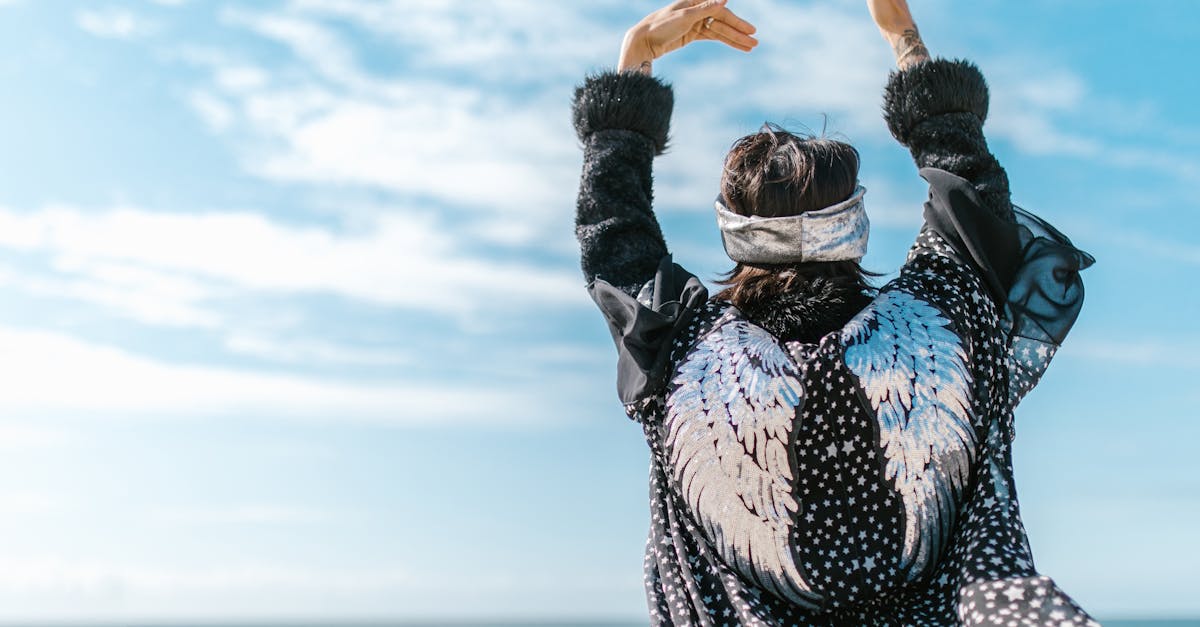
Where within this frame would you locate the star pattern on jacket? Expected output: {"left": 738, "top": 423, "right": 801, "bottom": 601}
{"left": 628, "top": 229, "right": 1096, "bottom": 626}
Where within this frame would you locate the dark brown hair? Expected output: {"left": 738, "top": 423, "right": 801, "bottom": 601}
{"left": 720, "top": 124, "right": 860, "bottom": 219}
{"left": 715, "top": 124, "right": 875, "bottom": 311}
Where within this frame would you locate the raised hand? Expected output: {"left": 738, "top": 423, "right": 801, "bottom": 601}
{"left": 619, "top": 0, "right": 758, "bottom": 74}
{"left": 866, "top": 0, "right": 929, "bottom": 69}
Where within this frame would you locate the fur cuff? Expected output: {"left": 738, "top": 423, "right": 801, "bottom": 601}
{"left": 882, "top": 58, "right": 990, "bottom": 146}
{"left": 572, "top": 70, "right": 673, "bottom": 154}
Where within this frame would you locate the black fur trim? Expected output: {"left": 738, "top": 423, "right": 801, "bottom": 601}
{"left": 740, "top": 277, "right": 873, "bottom": 344}
{"left": 883, "top": 58, "right": 990, "bottom": 146}
{"left": 573, "top": 71, "right": 673, "bottom": 155}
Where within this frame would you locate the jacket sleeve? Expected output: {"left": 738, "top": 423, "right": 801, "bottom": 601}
{"left": 881, "top": 60, "right": 1094, "bottom": 412}
{"left": 572, "top": 70, "right": 673, "bottom": 297}
{"left": 883, "top": 58, "right": 1012, "bottom": 225}
{"left": 883, "top": 59, "right": 1024, "bottom": 305}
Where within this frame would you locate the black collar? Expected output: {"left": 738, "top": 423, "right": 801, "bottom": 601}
{"left": 739, "top": 277, "right": 874, "bottom": 344}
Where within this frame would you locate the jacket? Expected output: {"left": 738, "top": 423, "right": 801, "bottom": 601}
{"left": 573, "top": 58, "right": 1097, "bottom": 626}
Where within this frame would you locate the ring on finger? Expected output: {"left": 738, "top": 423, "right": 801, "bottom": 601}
{"left": 703, "top": 16, "right": 714, "bottom": 29}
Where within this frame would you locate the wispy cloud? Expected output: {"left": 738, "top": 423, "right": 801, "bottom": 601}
{"left": 1068, "top": 221, "right": 1200, "bottom": 267}
{"left": 222, "top": 8, "right": 368, "bottom": 88}
{"left": 0, "top": 324, "right": 537, "bottom": 424}
{"left": 287, "top": 0, "right": 614, "bottom": 83}
{"left": 981, "top": 58, "right": 1200, "bottom": 187}
{"left": 0, "top": 257, "right": 223, "bottom": 328}
{"left": 76, "top": 7, "right": 158, "bottom": 39}
{"left": 177, "top": 5, "right": 587, "bottom": 235}
{"left": 0, "top": 205, "right": 583, "bottom": 319}
{"left": 983, "top": 60, "right": 1105, "bottom": 160}
{"left": 223, "top": 333, "right": 412, "bottom": 367}
{"left": 1066, "top": 337, "right": 1200, "bottom": 369}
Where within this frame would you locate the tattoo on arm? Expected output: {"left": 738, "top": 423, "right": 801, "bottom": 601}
{"left": 638, "top": 60, "right": 653, "bottom": 75}
{"left": 893, "top": 27, "right": 930, "bottom": 70}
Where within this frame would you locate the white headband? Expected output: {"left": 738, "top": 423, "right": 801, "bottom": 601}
{"left": 714, "top": 185, "right": 869, "bottom": 264}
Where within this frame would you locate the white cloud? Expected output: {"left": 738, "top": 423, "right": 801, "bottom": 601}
{"left": 223, "top": 333, "right": 412, "bottom": 367}
{"left": 287, "top": 0, "right": 614, "bottom": 82}
{"left": 245, "top": 87, "right": 578, "bottom": 217}
{"left": 1069, "top": 222, "right": 1200, "bottom": 268}
{"left": 76, "top": 8, "right": 157, "bottom": 39}
{"left": 1103, "top": 145, "right": 1200, "bottom": 182}
{"left": 214, "top": 65, "right": 268, "bottom": 92}
{"left": 0, "top": 205, "right": 584, "bottom": 318}
{"left": 986, "top": 65, "right": 1103, "bottom": 158}
{"left": 163, "top": 4, "right": 602, "bottom": 241}
{"left": 223, "top": 9, "right": 367, "bottom": 88}
{"left": 0, "top": 324, "right": 536, "bottom": 424}
{"left": 1067, "top": 338, "right": 1200, "bottom": 369}
{"left": 976, "top": 60, "right": 1200, "bottom": 181}
{"left": 0, "top": 258, "right": 224, "bottom": 328}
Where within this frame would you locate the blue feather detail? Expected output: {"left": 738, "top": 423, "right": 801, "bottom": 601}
{"left": 843, "top": 291, "right": 977, "bottom": 580}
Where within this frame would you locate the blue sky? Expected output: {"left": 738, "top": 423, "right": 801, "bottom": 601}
{"left": 0, "top": 0, "right": 1196, "bottom": 622}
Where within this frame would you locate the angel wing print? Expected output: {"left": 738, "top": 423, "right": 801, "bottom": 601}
{"left": 664, "top": 319, "right": 820, "bottom": 608}
{"left": 843, "top": 290, "right": 977, "bottom": 580}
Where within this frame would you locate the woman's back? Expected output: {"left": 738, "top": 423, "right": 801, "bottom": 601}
{"left": 574, "top": 2, "right": 1095, "bottom": 624}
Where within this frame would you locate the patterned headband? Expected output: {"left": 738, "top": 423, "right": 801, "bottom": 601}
{"left": 714, "top": 185, "right": 870, "bottom": 264}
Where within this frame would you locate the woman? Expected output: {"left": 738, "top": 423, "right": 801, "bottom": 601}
{"left": 573, "top": 1, "right": 1097, "bottom": 624}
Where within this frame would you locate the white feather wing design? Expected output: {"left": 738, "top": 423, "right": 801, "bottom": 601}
{"left": 843, "top": 290, "right": 977, "bottom": 580}
{"left": 664, "top": 320, "right": 819, "bottom": 607}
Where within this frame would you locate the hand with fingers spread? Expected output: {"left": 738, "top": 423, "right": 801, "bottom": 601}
{"left": 618, "top": 0, "right": 758, "bottom": 74}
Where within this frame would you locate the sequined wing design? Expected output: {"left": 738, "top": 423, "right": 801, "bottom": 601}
{"left": 843, "top": 291, "right": 977, "bottom": 580}
{"left": 664, "top": 319, "right": 819, "bottom": 608}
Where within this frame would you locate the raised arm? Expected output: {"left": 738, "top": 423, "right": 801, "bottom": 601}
{"left": 573, "top": 0, "right": 757, "bottom": 296}
{"left": 869, "top": 0, "right": 1013, "bottom": 224}
{"left": 573, "top": 72, "right": 672, "bottom": 296}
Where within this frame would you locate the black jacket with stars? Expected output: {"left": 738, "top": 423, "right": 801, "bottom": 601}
{"left": 573, "top": 59, "right": 1097, "bottom": 626}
